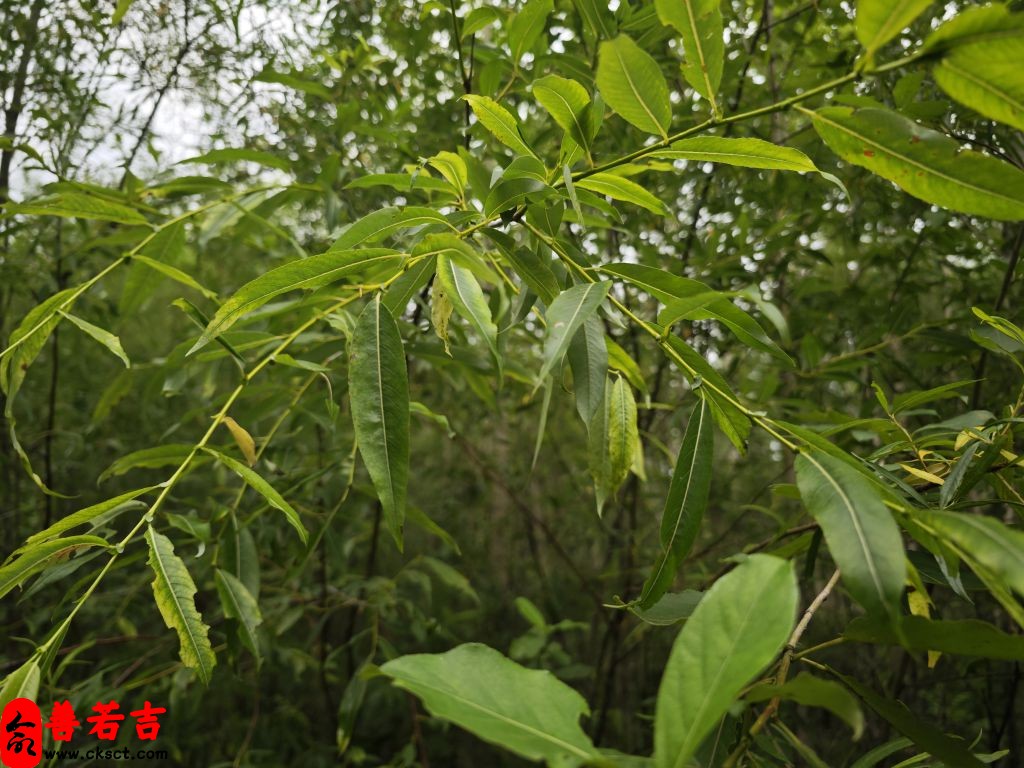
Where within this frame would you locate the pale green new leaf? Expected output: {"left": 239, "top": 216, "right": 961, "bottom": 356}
{"left": 204, "top": 447, "right": 308, "bottom": 543}
{"left": 145, "top": 526, "right": 216, "bottom": 684}
{"left": 567, "top": 315, "right": 608, "bottom": 428}
{"left": 934, "top": 39, "right": 1024, "bottom": 132}
{"left": 655, "top": 0, "right": 723, "bottom": 113}
{"left": 654, "top": 555, "right": 798, "bottom": 768}
{"left": 428, "top": 151, "right": 469, "bottom": 198}
{"left": 576, "top": 173, "right": 668, "bottom": 215}
{"left": 856, "top": 0, "right": 934, "bottom": 59}
{"left": 463, "top": 95, "right": 538, "bottom": 159}
{"left": 796, "top": 449, "right": 906, "bottom": 620}
{"left": 60, "top": 311, "right": 130, "bottom": 367}
{"left": 437, "top": 253, "right": 501, "bottom": 373}
{"left": 538, "top": 281, "right": 610, "bottom": 386}
{"left": 596, "top": 35, "right": 671, "bottom": 138}
{"left": 809, "top": 106, "right": 1024, "bottom": 220}
{"left": 639, "top": 400, "right": 713, "bottom": 608}
{"left": 215, "top": 568, "right": 263, "bottom": 661}
{"left": 349, "top": 295, "right": 410, "bottom": 548}
{"left": 191, "top": 248, "right": 404, "bottom": 351}
{"left": 508, "top": 0, "right": 554, "bottom": 62}
{"left": 0, "top": 535, "right": 109, "bottom": 601}
{"left": 532, "top": 75, "right": 592, "bottom": 151}
{"left": 381, "top": 643, "right": 599, "bottom": 765}
{"left": 652, "top": 136, "right": 818, "bottom": 172}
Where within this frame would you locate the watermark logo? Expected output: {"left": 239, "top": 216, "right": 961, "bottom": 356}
{"left": 1, "top": 699, "right": 42, "bottom": 768}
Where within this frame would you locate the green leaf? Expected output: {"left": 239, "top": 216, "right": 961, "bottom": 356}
{"left": 463, "top": 94, "right": 538, "bottom": 159}
{"left": 639, "top": 400, "right": 713, "bottom": 608}
{"left": 349, "top": 295, "right": 410, "bottom": 549}
{"left": 827, "top": 667, "right": 985, "bottom": 767}
{"left": 630, "top": 590, "right": 703, "bottom": 626}
{"left": 215, "top": 568, "right": 263, "bottom": 662}
{"left": 145, "top": 526, "right": 217, "bottom": 684}
{"left": 747, "top": 673, "right": 865, "bottom": 738}
{"left": 589, "top": 376, "right": 639, "bottom": 515}
{"left": 795, "top": 450, "right": 906, "bottom": 620}
{"left": 845, "top": 615, "right": 1024, "bottom": 660}
{"left": 203, "top": 447, "right": 308, "bottom": 543}
{"left": 437, "top": 253, "right": 501, "bottom": 373}
{"left": 332, "top": 207, "right": 451, "bottom": 250}
{"left": 568, "top": 315, "right": 608, "bottom": 429}
{"left": 98, "top": 443, "right": 195, "bottom": 482}
{"left": 131, "top": 254, "right": 217, "bottom": 300}
{"left": 508, "top": 0, "right": 554, "bottom": 62}
{"left": 654, "top": 0, "right": 723, "bottom": 114}
{"left": 428, "top": 151, "right": 469, "bottom": 197}
{"left": 533, "top": 75, "right": 593, "bottom": 151}
{"left": 383, "top": 254, "right": 437, "bottom": 317}
{"left": 484, "top": 176, "right": 547, "bottom": 218}
{"left": 381, "top": 643, "right": 599, "bottom": 765}
{"left": 3, "top": 192, "right": 148, "bottom": 224}
{"left": 808, "top": 106, "right": 1024, "bottom": 221}
{"left": 178, "top": 148, "right": 291, "bottom": 172}
{"left": 921, "top": 4, "right": 1024, "bottom": 54}
{"left": 60, "top": 311, "right": 130, "bottom": 367}
{"left": 346, "top": 172, "right": 457, "bottom": 194}
{"left": 539, "top": 281, "right": 610, "bottom": 386}
{"left": 576, "top": 173, "right": 668, "bottom": 215}
{"left": 112, "top": 0, "right": 134, "bottom": 24}
{"left": 22, "top": 486, "right": 157, "bottom": 547}
{"left": 0, "top": 535, "right": 109, "bottom": 601}
{"left": 191, "top": 248, "right": 404, "bottom": 351}
{"left": 856, "top": 0, "right": 934, "bottom": 59}
{"left": 597, "top": 35, "right": 671, "bottom": 138}
{"left": 933, "top": 39, "right": 1024, "bottom": 132}
{"left": 1, "top": 287, "right": 78, "bottom": 398}
{"left": 919, "top": 509, "right": 1024, "bottom": 596}
{"left": 652, "top": 136, "right": 819, "bottom": 172}
{"left": 654, "top": 555, "right": 798, "bottom": 768}
{"left": 0, "top": 658, "right": 40, "bottom": 713}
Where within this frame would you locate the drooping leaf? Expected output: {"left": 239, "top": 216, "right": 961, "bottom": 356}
{"left": 808, "top": 106, "right": 1024, "bottom": 221}
{"left": 381, "top": 643, "right": 599, "bottom": 765}
{"left": 652, "top": 136, "right": 819, "bottom": 172}
{"left": 654, "top": 0, "right": 723, "bottom": 114}
{"left": 508, "top": 0, "right": 554, "bottom": 62}
{"left": 0, "top": 535, "right": 110, "bottom": 601}
{"left": 747, "top": 673, "right": 865, "bottom": 738}
{"left": 1, "top": 287, "right": 78, "bottom": 399}
{"left": 654, "top": 555, "right": 798, "bottom": 768}
{"left": 221, "top": 416, "right": 258, "bottom": 466}
{"left": 538, "top": 281, "right": 610, "bottom": 386}
{"left": 933, "top": 39, "right": 1024, "bottom": 132}
{"left": 349, "top": 295, "right": 410, "bottom": 548}
{"left": 190, "top": 248, "right": 404, "bottom": 352}
{"left": 463, "top": 95, "right": 539, "bottom": 159}
{"left": 215, "top": 568, "right": 263, "bottom": 662}
{"left": 919, "top": 509, "right": 1024, "bottom": 597}
{"left": 639, "top": 400, "right": 713, "bottom": 608}
{"left": 856, "top": 0, "right": 934, "bottom": 59}
{"left": 845, "top": 615, "right": 1024, "bottom": 660}
{"left": 130, "top": 254, "right": 217, "bottom": 300}
{"left": 795, "top": 449, "right": 906, "bottom": 621}
{"left": 60, "top": 311, "right": 130, "bottom": 367}
{"left": 145, "top": 526, "right": 216, "bottom": 684}
{"left": 436, "top": 253, "right": 501, "bottom": 373}
{"left": 567, "top": 315, "right": 608, "bottom": 428}
{"left": 532, "top": 75, "right": 593, "bottom": 151}
{"left": 203, "top": 447, "right": 308, "bottom": 543}
{"left": 22, "top": 486, "right": 157, "bottom": 547}
{"left": 589, "top": 376, "right": 639, "bottom": 516}
{"left": 576, "top": 173, "right": 668, "bottom": 215}
{"left": 596, "top": 35, "right": 671, "bottom": 138}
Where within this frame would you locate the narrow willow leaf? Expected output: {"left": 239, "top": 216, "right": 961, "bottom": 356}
{"left": 596, "top": 35, "right": 671, "bottom": 138}
{"left": 4, "top": 192, "right": 148, "bottom": 224}
{"left": 920, "top": 509, "right": 1024, "bottom": 596}
{"left": 532, "top": 375, "right": 554, "bottom": 469}
{"left": 630, "top": 590, "right": 703, "bottom": 626}
{"left": 191, "top": 248, "right": 404, "bottom": 352}
{"left": 221, "top": 416, "right": 258, "bottom": 466}
{"left": 484, "top": 176, "right": 546, "bottom": 218}
{"left": 934, "top": 40, "right": 1024, "bottom": 132}
{"left": 539, "top": 281, "right": 610, "bottom": 386}
{"left": 349, "top": 295, "right": 410, "bottom": 548}
{"left": 0, "top": 535, "right": 109, "bottom": 601}
{"left": 828, "top": 668, "right": 984, "bottom": 767}
{"left": 654, "top": 0, "right": 723, "bottom": 114}
{"left": 747, "top": 673, "right": 864, "bottom": 738}
{"left": 567, "top": 315, "right": 608, "bottom": 428}
{"left": 178, "top": 147, "right": 290, "bottom": 171}
{"left": 846, "top": 615, "right": 1024, "bottom": 660}
{"left": 589, "top": 377, "right": 638, "bottom": 515}
{"left": 576, "top": 173, "right": 668, "bottom": 215}
{"left": 533, "top": 75, "right": 592, "bottom": 150}
{"left": 808, "top": 106, "right": 1024, "bottom": 221}
{"left": 214, "top": 568, "right": 263, "bottom": 662}
{"left": 332, "top": 207, "right": 450, "bottom": 250}
{"left": 145, "top": 527, "right": 216, "bottom": 684}
{"left": 203, "top": 447, "right": 308, "bottom": 543}
{"left": 489, "top": 235, "right": 560, "bottom": 304}
{"left": 346, "top": 172, "right": 456, "bottom": 194}
{"left": 0, "top": 659, "right": 40, "bottom": 713}
{"left": 856, "top": 0, "right": 934, "bottom": 58}
{"left": 639, "top": 400, "right": 713, "bottom": 609}
{"left": 431, "top": 278, "right": 454, "bottom": 355}
{"left": 381, "top": 643, "right": 599, "bottom": 764}
{"left": 654, "top": 555, "right": 798, "bottom": 768}
{"left": 23, "top": 486, "right": 157, "bottom": 547}
{"left": 436, "top": 253, "right": 501, "bottom": 373}
{"left": 463, "top": 94, "right": 538, "bottom": 159}
{"left": 796, "top": 450, "right": 906, "bottom": 620}
{"left": 60, "top": 311, "right": 130, "bottom": 367}
{"left": 1, "top": 287, "right": 77, "bottom": 398}
{"left": 606, "top": 338, "right": 648, "bottom": 396}
{"left": 131, "top": 254, "right": 217, "bottom": 300}
{"left": 383, "top": 254, "right": 436, "bottom": 317}
{"left": 98, "top": 443, "right": 195, "bottom": 482}
{"left": 652, "top": 136, "right": 818, "bottom": 172}
{"left": 508, "top": 0, "right": 554, "bottom": 62}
